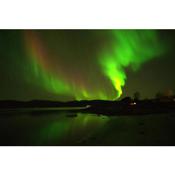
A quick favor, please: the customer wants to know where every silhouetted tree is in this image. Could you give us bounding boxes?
[164,89,174,98]
[133,91,140,101]
[155,92,163,99]
[156,90,174,102]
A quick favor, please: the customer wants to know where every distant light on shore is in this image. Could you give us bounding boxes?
[130,102,136,106]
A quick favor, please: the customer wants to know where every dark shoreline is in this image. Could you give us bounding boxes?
[0,99,175,116]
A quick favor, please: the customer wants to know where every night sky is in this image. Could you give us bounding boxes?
[0,30,175,101]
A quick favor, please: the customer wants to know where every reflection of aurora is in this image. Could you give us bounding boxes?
[24,30,164,100]
[37,113,109,145]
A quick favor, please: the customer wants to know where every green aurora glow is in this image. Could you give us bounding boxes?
[99,30,164,99]
[24,30,165,100]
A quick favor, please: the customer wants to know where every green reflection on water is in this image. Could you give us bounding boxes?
[36,113,109,145]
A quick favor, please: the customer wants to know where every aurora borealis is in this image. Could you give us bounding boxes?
[0,30,175,101]
[99,30,164,98]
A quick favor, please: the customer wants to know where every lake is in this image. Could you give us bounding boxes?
[0,109,175,146]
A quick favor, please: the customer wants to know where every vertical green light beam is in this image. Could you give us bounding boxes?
[99,30,164,99]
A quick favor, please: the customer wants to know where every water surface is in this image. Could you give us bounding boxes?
[0,109,175,146]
